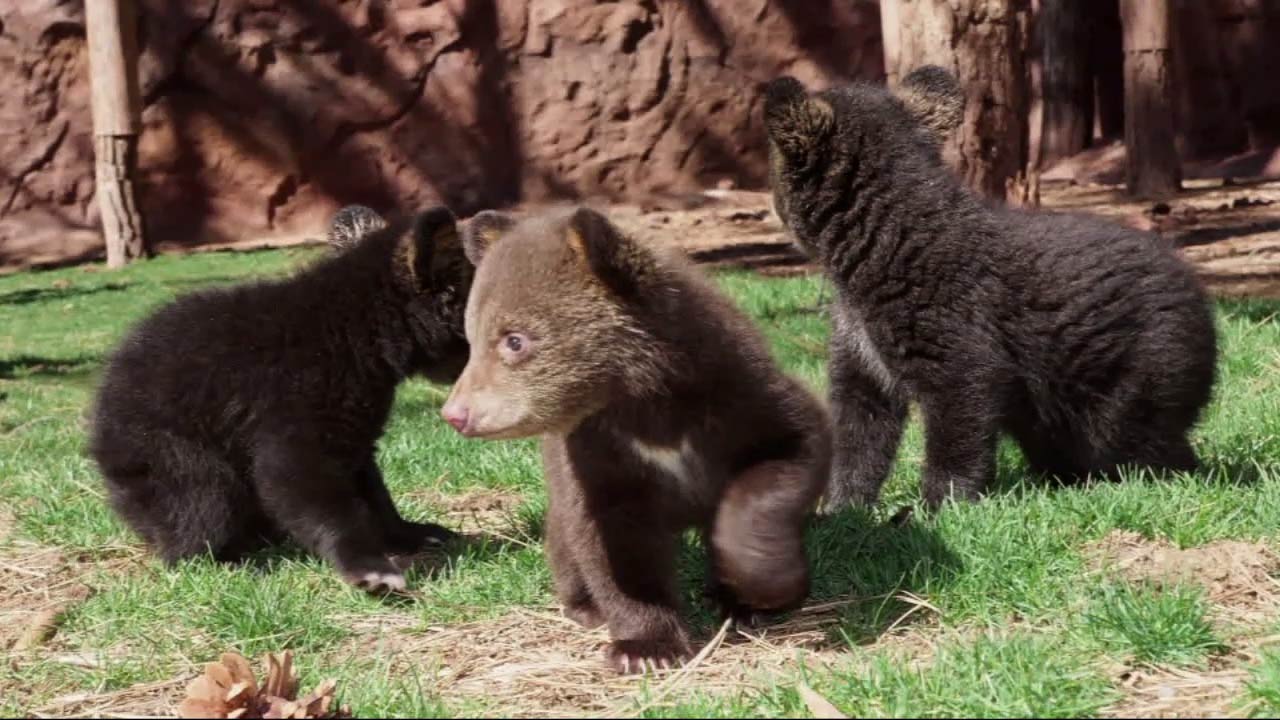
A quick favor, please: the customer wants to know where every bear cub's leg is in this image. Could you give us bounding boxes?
[919,385,1000,507]
[826,358,909,511]
[708,460,817,623]
[252,431,416,592]
[546,500,605,630]
[356,459,456,557]
[550,490,690,672]
[98,426,275,563]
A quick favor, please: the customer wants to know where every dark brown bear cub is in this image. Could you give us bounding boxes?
[764,66,1217,511]
[89,206,471,592]
[440,207,831,673]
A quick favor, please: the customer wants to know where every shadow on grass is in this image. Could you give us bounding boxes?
[1218,298,1280,325]
[985,449,1271,503]
[0,282,133,307]
[802,508,961,648]
[668,506,961,651]
[0,354,101,380]
[228,529,530,605]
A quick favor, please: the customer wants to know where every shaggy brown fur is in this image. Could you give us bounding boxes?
[441,207,831,673]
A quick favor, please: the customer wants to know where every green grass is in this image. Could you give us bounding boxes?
[2,250,1279,717]
[1246,648,1280,717]
[1083,583,1225,666]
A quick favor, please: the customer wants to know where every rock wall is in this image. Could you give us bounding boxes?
[2,0,1278,269]
[0,0,883,267]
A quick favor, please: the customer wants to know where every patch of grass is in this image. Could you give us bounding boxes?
[1245,650,1280,717]
[313,657,459,719]
[642,633,1116,718]
[2,253,1278,716]
[823,634,1117,718]
[1083,583,1225,666]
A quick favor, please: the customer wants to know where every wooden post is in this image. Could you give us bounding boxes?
[1120,0,1181,199]
[884,0,1030,199]
[85,0,149,267]
[879,0,901,87]
[1039,0,1093,165]
[1092,0,1125,141]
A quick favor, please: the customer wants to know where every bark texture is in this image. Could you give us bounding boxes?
[1121,0,1181,198]
[882,0,1030,198]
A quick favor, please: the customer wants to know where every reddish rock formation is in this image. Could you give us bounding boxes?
[0,0,884,267]
[2,0,1279,269]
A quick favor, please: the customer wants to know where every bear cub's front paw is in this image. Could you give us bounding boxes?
[606,636,692,674]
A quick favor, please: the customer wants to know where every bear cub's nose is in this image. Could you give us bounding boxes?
[440,402,469,433]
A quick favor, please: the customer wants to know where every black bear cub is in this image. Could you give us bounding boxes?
[764,66,1217,510]
[89,206,471,592]
[441,207,832,673]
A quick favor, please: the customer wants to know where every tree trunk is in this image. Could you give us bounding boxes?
[1120,0,1180,199]
[1091,0,1125,140]
[1039,0,1092,165]
[882,0,1030,199]
[85,0,148,267]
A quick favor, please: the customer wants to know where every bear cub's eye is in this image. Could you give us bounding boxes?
[499,332,532,364]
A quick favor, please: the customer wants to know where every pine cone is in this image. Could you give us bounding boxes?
[176,651,348,719]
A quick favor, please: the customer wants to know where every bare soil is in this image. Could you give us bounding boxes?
[1089,530,1280,719]
[1090,529,1279,623]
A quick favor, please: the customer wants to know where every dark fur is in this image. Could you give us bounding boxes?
[443,207,832,672]
[89,207,472,591]
[764,68,1217,510]
[327,204,389,250]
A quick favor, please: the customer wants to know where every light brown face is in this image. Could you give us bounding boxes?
[440,208,659,439]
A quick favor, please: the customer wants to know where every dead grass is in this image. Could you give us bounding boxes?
[0,541,90,653]
[1090,530,1280,628]
[327,593,948,718]
[1089,530,1280,718]
[1102,661,1254,719]
[408,488,529,538]
[29,677,185,719]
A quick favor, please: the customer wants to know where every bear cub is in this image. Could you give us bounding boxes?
[89,205,472,592]
[764,66,1217,510]
[441,207,832,673]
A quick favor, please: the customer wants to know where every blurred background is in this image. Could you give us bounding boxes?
[2,0,1278,285]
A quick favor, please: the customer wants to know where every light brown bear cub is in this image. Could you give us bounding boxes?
[441,207,831,673]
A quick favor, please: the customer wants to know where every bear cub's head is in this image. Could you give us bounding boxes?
[763,65,964,251]
[327,204,474,383]
[440,207,672,439]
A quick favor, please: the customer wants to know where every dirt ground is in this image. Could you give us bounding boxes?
[160,177,1280,299]
[594,178,1280,299]
[1088,530,1280,719]
[7,498,1277,718]
[7,175,1280,300]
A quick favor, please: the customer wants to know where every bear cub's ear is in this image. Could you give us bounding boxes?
[401,206,462,290]
[462,210,517,266]
[565,207,656,300]
[327,205,389,250]
[763,76,834,156]
[896,65,964,141]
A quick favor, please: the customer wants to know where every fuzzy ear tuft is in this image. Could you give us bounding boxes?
[462,210,516,266]
[401,206,461,289]
[565,207,652,300]
[897,65,964,140]
[763,76,834,156]
[327,205,388,249]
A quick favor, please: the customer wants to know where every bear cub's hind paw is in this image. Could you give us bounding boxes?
[339,555,408,594]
